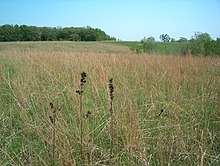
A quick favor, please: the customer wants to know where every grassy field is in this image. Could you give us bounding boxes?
[104,41,183,55]
[0,41,220,165]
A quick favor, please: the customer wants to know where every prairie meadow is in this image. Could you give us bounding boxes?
[0,41,220,165]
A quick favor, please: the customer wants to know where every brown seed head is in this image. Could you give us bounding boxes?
[80,72,87,86]
[49,102,54,109]
[49,115,54,123]
[81,72,87,79]
[109,78,114,101]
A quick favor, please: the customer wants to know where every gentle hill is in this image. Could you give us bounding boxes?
[0,41,132,54]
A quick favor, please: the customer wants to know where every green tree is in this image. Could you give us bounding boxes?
[178,37,187,42]
[0,24,113,42]
[41,27,57,41]
[171,38,176,42]
[0,24,14,41]
[216,37,220,45]
[0,26,4,41]
[159,34,170,42]
[95,28,106,41]
[215,37,220,55]
[69,33,81,41]
[190,32,213,56]
[58,27,69,40]
[194,32,212,41]
[20,25,41,41]
[13,24,22,41]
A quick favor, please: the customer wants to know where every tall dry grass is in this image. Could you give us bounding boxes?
[0,42,220,165]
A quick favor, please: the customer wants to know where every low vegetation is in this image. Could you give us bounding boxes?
[0,42,220,165]
[109,32,220,56]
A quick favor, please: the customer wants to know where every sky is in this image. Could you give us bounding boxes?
[0,0,220,41]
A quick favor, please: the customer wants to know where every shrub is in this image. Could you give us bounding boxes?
[189,32,219,56]
[141,37,156,54]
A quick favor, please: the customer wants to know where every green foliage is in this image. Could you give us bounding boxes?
[194,32,212,41]
[109,35,220,56]
[215,38,220,55]
[41,27,58,41]
[170,38,176,42]
[178,37,188,42]
[0,24,18,41]
[125,32,220,56]
[131,43,144,53]
[156,42,182,55]
[19,25,42,41]
[180,41,190,56]
[119,37,157,54]
[141,36,156,53]
[159,34,170,42]
[216,38,220,45]
[190,32,219,56]
[0,24,115,42]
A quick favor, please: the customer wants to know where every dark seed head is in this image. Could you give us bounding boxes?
[109,78,113,83]
[49,102,54,109]
[81,71,87,78]
[49,115,54,123]
[80,72,87,86]
[158,109,164,117]
[110,95,114,101]
[109,78,114,102]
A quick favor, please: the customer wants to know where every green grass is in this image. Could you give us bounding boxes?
[104,40,140,47]
[0,41,220,165]
[105,40,183,55]
[155,42,182,55]
[104,41,141,53]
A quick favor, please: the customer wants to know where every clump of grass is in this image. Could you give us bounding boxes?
[108,78,114,162]
[76,71,87,166]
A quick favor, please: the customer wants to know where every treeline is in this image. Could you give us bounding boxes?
[0,24,116,42]
[135,32,220,56]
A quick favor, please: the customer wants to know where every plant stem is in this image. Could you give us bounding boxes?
[110,100,113,160]
[80,85,83,166]
[109,78,114,164]
[52,112,56,166]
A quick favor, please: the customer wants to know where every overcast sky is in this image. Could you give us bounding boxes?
[0,0,220,41]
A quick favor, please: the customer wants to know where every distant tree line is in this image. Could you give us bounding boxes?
[0,24,116,42]
[136,32,220,56]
